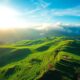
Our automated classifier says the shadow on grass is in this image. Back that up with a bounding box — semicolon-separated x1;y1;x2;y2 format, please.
63;46;80;56
55;59;80;80
38;70;62;80
36;45;51;52
0;48;31;67
62;41;80;56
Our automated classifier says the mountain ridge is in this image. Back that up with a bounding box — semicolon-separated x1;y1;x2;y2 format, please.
0;37;80;80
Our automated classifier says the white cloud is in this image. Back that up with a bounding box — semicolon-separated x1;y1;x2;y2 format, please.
24;5;80;22
34;22;62;30
38;0;51;9
0;0;80;29
34;22;80;31
50;6;80;16
23;0;51;15
21;4;80;26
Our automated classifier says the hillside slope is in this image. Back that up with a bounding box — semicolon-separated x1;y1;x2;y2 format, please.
0;37;80;80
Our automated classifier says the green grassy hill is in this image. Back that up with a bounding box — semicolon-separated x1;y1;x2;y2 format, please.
0;37;80;80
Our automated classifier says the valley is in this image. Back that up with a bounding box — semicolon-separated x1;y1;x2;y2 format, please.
0;37;80;80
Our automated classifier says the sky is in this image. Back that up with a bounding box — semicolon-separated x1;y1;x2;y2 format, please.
0;0;80;28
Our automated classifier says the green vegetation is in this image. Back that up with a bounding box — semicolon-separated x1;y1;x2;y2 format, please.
0;37;80;80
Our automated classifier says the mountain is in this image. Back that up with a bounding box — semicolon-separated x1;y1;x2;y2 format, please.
0;37;80;80
0;25;80;43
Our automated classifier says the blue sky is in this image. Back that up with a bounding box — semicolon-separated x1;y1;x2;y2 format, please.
0;0;80;28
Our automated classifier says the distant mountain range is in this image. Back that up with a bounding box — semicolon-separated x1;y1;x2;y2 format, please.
0;24;80;42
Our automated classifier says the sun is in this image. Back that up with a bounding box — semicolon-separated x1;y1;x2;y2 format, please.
0;5;20;29
0;5;35;29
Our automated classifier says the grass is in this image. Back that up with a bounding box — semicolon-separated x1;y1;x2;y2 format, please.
0;37;80;80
